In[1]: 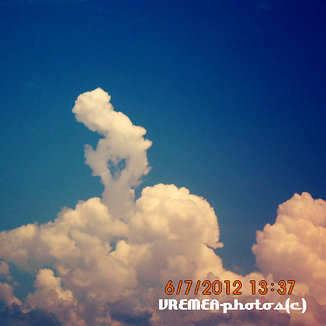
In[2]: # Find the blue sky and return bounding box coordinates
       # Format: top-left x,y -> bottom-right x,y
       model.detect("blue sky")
0,0 -> 325,276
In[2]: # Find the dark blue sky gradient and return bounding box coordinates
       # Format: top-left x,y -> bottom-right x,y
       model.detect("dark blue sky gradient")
0,0 -> 325,274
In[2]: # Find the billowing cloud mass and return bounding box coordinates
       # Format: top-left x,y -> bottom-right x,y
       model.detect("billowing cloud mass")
0,88 -> 325,325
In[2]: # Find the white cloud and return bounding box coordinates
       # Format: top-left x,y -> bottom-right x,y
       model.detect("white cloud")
253,192 -> 326,325
253,192 -> 326,300
73,88 -> 152,221
0,89 -> 325,325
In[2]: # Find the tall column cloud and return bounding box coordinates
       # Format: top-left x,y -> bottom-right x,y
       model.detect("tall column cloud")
72,88 -> 152,220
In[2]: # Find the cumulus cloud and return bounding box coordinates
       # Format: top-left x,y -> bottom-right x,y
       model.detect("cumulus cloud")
0,88 -> 325,325
253,192 -> 326,325
73,88 -> 152,221
0,283 -> 21,306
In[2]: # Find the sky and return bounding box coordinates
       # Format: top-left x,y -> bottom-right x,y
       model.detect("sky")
0,1 -> 325,325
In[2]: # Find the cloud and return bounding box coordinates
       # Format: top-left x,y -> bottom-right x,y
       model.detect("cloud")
0,283 -> 21,306
0,303 -> 61,326
0,88 -> 325,325
24,268 -> 83,326
253,192 -> 326,325
0,261 -> 10,276
73,88 -> 152,221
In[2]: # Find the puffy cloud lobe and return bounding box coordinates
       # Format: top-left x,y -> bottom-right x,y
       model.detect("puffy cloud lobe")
0,198 -> 127,272
131,184 -> 221,248
252,192 -> 326,325
0,283 -> 21,306
0,89 -> 325,325
253,193 -> 326,302
25,269 -> 82,326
